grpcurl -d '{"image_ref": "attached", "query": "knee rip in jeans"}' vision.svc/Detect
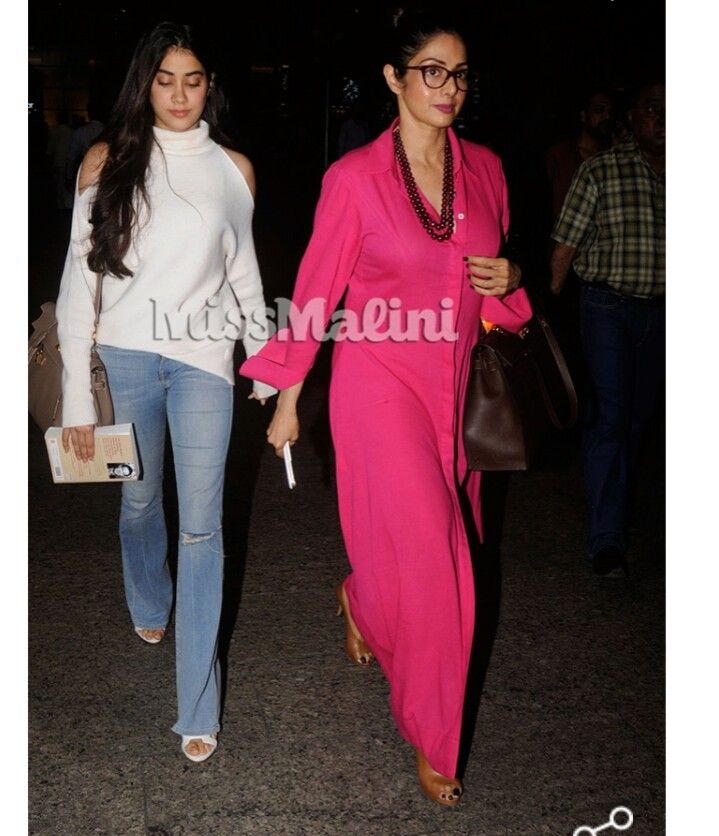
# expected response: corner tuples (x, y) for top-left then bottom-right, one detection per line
(180, 529), (216, 546)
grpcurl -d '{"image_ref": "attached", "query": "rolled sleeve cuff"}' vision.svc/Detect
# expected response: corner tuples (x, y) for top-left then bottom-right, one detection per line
(550, 227), (583, 248)
(481, 287), (533, 333)
(239, 328), (313, 391)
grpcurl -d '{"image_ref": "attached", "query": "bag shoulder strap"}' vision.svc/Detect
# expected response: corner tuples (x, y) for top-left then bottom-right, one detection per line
(92, 274), (104, 344)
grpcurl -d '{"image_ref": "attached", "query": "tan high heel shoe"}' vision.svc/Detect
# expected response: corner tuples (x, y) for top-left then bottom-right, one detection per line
(415, 748), (463, 806)
(335, 581), (374, 666)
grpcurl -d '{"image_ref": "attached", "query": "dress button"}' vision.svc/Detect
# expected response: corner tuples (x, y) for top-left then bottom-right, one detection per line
(457, 212), (465, 220)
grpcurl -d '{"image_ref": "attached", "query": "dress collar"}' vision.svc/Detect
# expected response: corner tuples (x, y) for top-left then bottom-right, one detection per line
(364, 116), (465, 176)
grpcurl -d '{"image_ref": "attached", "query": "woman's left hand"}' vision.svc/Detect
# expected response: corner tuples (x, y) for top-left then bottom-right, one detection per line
(466, 257), (521, 297)
(248, 391), (267, 406)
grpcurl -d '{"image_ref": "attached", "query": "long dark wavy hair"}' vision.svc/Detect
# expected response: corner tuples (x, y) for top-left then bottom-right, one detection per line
(88, 21), (229, 278)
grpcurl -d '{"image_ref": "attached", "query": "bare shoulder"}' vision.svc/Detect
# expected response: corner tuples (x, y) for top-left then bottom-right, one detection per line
(220, 147), (256, 198)
(78, 142), (109, 194)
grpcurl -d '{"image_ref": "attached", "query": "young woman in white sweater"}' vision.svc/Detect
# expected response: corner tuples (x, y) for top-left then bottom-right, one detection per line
(56, 21), (276, 762)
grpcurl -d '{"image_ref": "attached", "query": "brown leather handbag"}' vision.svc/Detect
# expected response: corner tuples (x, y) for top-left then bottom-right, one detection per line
(28, 275), (114, 432)
(463, 310), (578, 471)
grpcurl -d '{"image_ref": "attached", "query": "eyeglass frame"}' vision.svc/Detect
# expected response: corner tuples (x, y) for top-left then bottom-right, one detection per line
(402, 64), (478, 92)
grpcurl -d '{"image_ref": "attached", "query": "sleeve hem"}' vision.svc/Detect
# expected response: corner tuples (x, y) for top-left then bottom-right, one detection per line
(240, 354), (306, 391)
(252, 380), (278, 399)
(60, 402), (98, 428)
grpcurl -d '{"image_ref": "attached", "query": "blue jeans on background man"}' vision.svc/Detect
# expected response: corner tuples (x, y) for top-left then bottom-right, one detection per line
(97, 345), (233, 737)
(579, 285), (665, 560)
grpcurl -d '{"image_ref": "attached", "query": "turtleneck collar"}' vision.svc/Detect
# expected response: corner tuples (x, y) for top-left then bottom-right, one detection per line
(152, 119), (213, 155)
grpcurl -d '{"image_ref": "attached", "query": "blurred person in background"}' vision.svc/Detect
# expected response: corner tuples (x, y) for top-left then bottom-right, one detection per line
(549, 79), (665, 577)
(47, 109), (74, 209)
(545, 86), (616, 223)
(66, 99), (106, 200)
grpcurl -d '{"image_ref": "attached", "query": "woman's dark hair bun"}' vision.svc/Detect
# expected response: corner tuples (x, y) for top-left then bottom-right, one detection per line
(384, 10), (465, 79)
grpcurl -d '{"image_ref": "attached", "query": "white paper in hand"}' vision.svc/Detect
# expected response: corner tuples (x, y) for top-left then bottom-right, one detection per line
(283, 441), (296, 489)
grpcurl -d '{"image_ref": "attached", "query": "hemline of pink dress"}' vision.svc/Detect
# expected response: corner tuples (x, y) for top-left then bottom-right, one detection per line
(241, 120), (531, 778)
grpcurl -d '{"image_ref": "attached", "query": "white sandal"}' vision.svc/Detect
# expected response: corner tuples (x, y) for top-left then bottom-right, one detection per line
(134, 627), (165, 644)
(181, 734), (218, 763)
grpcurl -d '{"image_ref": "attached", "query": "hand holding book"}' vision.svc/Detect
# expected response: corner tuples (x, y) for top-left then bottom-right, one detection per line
(62, 424), (95, 462)
(46, 424), (140, 484)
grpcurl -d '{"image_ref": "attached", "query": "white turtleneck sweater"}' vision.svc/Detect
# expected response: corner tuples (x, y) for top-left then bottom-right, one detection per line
(56, 120), (277, 428)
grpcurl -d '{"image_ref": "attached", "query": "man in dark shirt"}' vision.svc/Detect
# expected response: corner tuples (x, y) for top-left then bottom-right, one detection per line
(545, 87), (616, 222)
(550, 80), (665, 576)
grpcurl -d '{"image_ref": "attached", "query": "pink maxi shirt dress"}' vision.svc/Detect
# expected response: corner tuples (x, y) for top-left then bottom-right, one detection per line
(241, 121), (531, 778)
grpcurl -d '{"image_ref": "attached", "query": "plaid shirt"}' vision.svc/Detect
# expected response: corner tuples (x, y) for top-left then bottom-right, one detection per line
(551, 136), (665, 297)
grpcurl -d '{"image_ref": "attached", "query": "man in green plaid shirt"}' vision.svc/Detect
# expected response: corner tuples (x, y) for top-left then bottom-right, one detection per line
(550, 80), (665, 577)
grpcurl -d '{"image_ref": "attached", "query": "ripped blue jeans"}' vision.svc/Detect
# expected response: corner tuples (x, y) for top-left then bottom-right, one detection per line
(97, 345), (233, 737)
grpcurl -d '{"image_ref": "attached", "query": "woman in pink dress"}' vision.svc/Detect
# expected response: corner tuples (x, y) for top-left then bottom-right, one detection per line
(241, 13), (531, 805)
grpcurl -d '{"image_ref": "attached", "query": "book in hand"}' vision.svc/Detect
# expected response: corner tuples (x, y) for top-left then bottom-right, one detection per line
(44, 423), (140, 484)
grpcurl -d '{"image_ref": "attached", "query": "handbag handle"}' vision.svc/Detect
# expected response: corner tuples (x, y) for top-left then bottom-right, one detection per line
(480, 301), (579, 430)
(534, 313), (578, 429)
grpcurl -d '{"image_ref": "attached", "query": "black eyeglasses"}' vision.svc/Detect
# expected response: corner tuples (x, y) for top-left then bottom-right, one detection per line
(403, 65), (478, 92)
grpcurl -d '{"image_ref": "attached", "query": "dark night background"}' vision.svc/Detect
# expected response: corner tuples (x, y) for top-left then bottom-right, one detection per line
(29, 0), (665, 296)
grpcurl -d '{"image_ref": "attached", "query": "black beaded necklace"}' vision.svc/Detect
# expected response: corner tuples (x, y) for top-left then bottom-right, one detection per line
(392, 126), (455, 241)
